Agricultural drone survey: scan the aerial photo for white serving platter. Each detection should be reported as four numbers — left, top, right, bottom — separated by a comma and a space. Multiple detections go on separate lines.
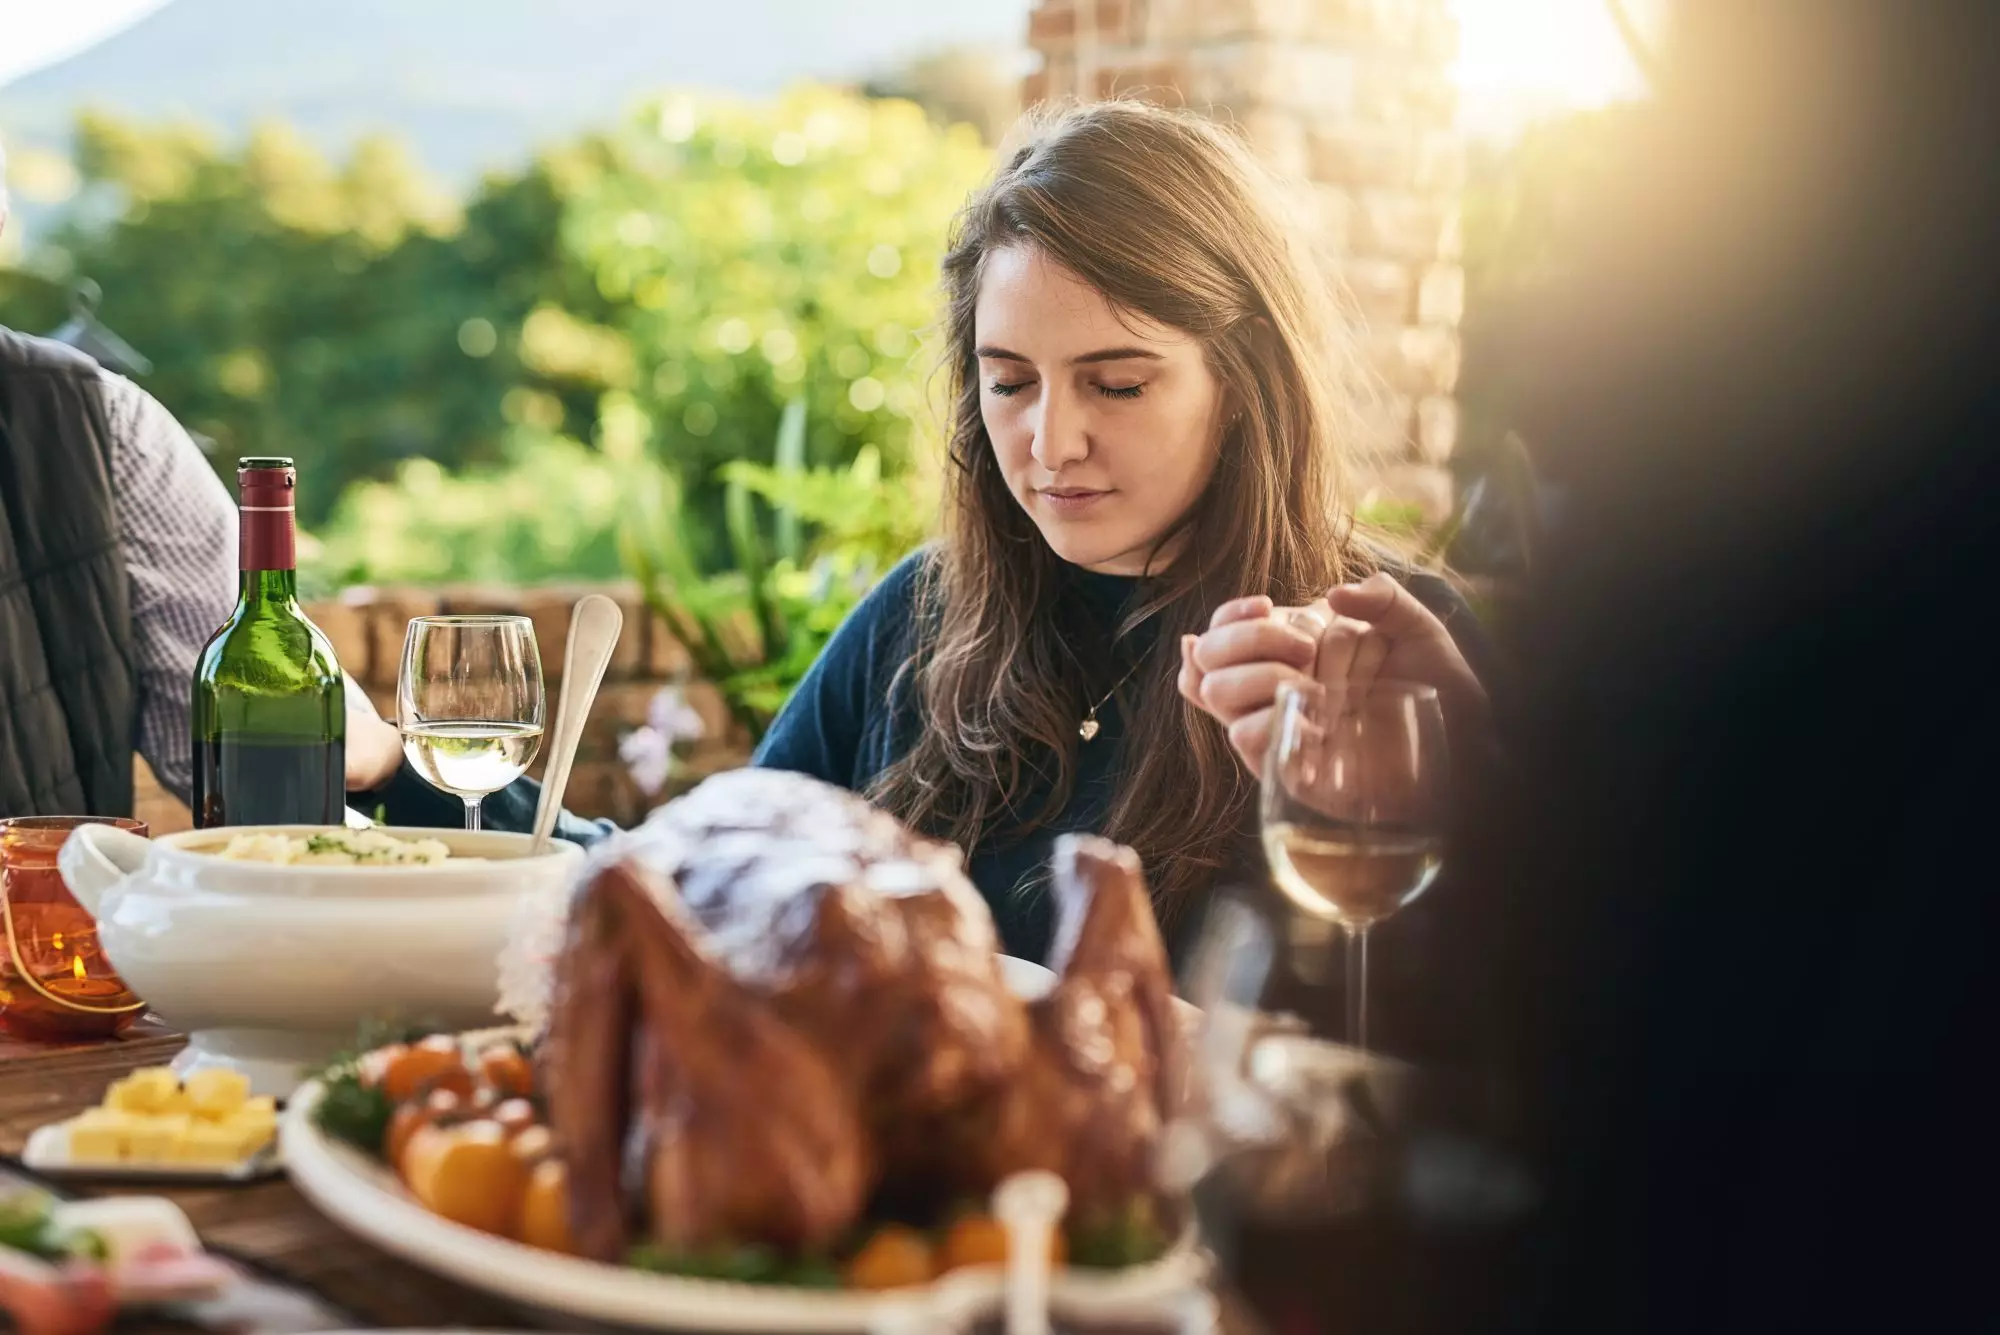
280, 956, 1207, 1334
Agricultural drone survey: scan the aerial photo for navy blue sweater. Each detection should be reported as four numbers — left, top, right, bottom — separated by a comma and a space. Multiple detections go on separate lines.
751, 552, 1495, 964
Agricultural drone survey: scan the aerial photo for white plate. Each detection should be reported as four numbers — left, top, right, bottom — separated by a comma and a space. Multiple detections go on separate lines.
22, 1119, 282, 1184
280, 956, 1207, 1333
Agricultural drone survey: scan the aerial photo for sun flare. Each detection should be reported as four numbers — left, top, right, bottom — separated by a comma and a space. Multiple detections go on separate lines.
1454, 0, 1655, 133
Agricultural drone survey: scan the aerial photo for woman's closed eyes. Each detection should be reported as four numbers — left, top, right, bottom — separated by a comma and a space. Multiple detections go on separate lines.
986, 380, 1148, 400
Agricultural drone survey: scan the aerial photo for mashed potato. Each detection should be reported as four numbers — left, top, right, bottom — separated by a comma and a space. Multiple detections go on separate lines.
214, 829, 454, 866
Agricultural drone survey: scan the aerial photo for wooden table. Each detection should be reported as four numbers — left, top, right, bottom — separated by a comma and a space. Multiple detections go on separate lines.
0, 1021, 537, 1330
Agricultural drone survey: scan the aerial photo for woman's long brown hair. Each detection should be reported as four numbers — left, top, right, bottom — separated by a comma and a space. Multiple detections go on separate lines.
868, 100, 1371, 925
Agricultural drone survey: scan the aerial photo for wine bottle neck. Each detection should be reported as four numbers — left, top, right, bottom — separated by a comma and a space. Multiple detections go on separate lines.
240, 568, 299, 608
238, 467, 297, 573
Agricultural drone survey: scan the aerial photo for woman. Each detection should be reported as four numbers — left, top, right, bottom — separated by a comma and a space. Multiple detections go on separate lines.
754, 100, 1494, 964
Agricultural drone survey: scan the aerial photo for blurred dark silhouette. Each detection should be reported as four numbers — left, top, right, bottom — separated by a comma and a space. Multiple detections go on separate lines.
1465, 2, 2000, 1331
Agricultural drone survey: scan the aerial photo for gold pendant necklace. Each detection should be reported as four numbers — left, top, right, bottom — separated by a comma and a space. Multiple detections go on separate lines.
1079, 656, 1148, 742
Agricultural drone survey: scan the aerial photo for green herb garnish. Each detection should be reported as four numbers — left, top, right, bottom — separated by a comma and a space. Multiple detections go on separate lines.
311, 1065, 394, 1155
1066, 1196, 1171, 1269
629, 1242, 840, 1288
305, 1018, 447, 1156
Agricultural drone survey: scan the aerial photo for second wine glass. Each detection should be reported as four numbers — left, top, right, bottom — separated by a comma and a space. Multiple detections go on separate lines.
1260, 679, 1448, 1051
397, 615, 545, 830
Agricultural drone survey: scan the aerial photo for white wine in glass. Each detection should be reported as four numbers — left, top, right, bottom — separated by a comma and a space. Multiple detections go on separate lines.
398, 616, 545, 830
1261, 825, 1442, 928
1261, 680, 1448, 1050
402, 720, 543, 797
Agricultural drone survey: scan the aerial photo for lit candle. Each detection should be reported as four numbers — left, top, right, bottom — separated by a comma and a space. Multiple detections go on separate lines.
41, 956, 134, 1007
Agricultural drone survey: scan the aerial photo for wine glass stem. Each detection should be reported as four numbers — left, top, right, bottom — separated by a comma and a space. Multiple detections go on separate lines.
1345, 924, 1369, 1051
462, 796, 482, 832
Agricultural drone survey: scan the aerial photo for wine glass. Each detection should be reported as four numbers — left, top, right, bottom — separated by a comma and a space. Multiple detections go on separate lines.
397, 615, 545, 830
1260, 678, 1448, 1051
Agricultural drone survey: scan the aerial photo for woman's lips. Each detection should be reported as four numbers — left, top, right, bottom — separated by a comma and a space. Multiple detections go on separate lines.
1036, 488, 1112, 514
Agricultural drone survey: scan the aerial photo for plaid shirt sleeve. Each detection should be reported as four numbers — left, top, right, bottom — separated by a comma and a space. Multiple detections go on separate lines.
101, 372, 237, 806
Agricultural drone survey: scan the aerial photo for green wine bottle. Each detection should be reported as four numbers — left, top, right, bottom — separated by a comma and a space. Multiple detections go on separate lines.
190, 458, 345, 828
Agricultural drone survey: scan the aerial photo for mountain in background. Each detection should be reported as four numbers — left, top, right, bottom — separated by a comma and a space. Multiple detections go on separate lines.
1, 0, 1031, 184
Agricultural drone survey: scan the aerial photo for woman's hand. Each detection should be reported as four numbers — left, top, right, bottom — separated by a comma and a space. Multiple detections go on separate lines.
1177, 594, 1325, 780
1181, 574, 1491, 779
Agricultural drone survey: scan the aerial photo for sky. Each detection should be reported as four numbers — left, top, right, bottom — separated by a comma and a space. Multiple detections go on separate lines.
0, 0, 170, 87
0, 0, 1647, 123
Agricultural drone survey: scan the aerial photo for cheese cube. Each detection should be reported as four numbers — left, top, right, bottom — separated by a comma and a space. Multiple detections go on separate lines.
68, 1109, 130, 1162
128, 1067, 179, 1103
154, 1087, 193, 1116
227, 1116, 275, 1160
106, 1068, 178, 1114
184, 1068, 249, 1119
178, 1119, 242, 1165
103, 1079, 150, 1114
123, 1113, 188, 1162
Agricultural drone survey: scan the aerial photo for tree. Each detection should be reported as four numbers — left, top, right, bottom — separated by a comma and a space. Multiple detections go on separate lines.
0, 110, 561, 522
563, 87, 991, 505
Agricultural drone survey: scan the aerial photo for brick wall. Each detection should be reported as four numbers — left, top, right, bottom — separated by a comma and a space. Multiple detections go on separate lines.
132, 584, 752, 836
1023, 0, 1465, 521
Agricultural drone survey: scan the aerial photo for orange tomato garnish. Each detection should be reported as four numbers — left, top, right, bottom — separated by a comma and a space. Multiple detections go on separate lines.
844, 1225, 936, 1290
382, 1035, 472, 1103
515, 1157, 574, 1253
403, 1119, 529, 1237
387, 1088, 465, 1176
477, 1045, 537, 1099
937, 1213, 1065, 1272
386, 1103, 429, 1173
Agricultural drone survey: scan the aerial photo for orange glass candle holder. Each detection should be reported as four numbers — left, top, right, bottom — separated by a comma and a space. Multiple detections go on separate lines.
0, 816, 148, 1042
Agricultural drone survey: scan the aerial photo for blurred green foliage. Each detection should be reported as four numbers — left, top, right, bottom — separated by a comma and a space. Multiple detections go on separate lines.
0, 88, 987, 555
303, 427, 652, 590
622, 397, 933, 740
0, 86, 980, 731
574, 87, 986, 483
0, 112, 563, 522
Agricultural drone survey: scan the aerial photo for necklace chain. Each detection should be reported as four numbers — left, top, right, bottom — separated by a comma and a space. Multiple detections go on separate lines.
1079, 654, 1149, 742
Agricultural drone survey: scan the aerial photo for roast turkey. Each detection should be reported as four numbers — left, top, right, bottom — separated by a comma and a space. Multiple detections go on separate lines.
540, 859, 870, 1261
612, 770, 1030, 1168
961, 833, 1182, 1217
536, 771, 1184, 1256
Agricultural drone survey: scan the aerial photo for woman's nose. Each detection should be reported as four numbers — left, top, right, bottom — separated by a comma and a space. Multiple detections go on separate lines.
1028, 387, 1090, 472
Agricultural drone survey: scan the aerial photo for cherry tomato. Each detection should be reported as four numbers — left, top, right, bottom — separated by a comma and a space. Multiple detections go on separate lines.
477, 1045, 537, 1099
381, 1036, 472, 1103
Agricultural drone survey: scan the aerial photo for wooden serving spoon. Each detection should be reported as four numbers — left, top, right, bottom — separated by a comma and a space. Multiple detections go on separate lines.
530, 594, 624, 854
